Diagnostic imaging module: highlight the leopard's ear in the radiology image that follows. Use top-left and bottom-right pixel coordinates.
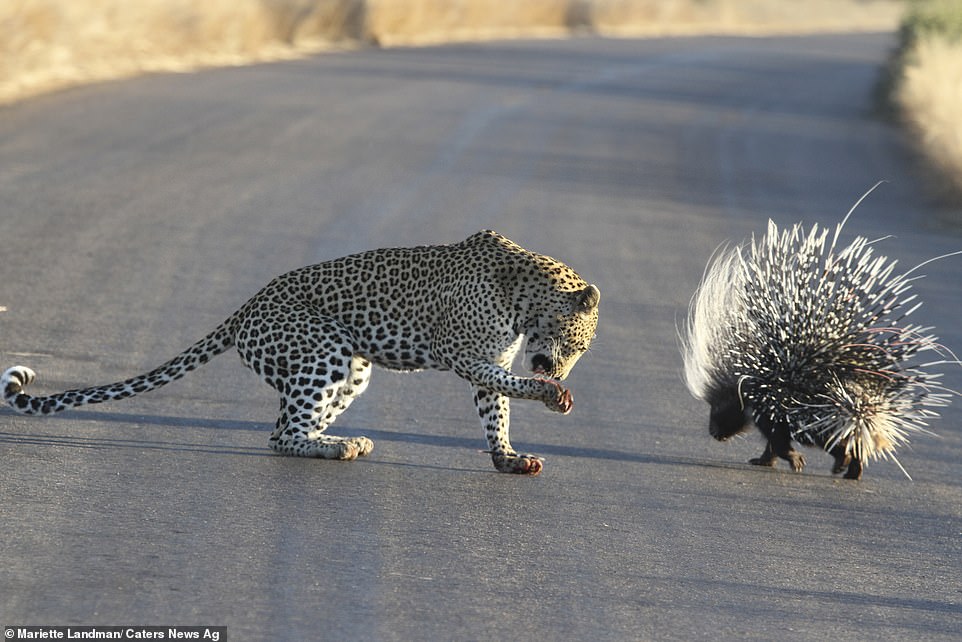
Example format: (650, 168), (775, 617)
(574, 284), (600, 314)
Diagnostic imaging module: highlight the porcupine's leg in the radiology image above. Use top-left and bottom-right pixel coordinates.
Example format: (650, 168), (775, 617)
(750, 420), (805, 472)
(749, 441), (777, 467)
(844, 459), (863, 480)
(829, 446), (851, 474)
(827, 445), (863, 479)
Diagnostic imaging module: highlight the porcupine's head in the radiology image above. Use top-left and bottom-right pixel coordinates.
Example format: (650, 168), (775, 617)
(681, 245), (754, 441)
(706, 387), (753, 441)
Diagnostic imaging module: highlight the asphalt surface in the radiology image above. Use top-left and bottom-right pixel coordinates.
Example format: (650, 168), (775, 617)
(1, 33), (960, 641)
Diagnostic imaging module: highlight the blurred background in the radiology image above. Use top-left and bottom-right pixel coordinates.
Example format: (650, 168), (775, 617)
(2, 1), (960, 199)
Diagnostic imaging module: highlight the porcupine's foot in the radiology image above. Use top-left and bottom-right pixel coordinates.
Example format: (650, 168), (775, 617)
(491, 450), (544, 475)
(829, 447), (862, 479)
(749, 441), (779, 467)
(749, 445), (777, 468)
(784, 450), (806, 472)
(831, 450), (851, 474)
(843, 458), (862, 480)
(750, 441), (805, 472)
(772, 428), (805, 472)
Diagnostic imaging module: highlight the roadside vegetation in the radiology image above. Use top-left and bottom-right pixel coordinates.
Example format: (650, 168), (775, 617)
(11, 1), (961, 204)
(2, 0), (902, 105)
(891, 0), (962, 200)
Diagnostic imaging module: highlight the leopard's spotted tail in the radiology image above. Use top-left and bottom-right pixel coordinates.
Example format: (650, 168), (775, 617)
(2, 317), (237, 416)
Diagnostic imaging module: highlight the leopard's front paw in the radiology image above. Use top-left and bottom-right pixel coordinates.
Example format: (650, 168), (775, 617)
(491, 451), (544, 475)
(535, 377), (573, 415)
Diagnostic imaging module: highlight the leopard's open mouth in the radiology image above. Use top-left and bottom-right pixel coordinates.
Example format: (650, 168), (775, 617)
(530, 354), (553, 377)
(531, 365), (558, 379)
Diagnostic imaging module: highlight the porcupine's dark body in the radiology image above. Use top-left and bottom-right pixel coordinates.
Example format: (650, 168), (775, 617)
(682, 217), (957, 480)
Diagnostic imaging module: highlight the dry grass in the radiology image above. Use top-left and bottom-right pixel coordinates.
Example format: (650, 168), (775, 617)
(590, 0), (903, 37)
(0, 0), (364, 104)
(898, 36), (962, 196)
(892, 0), (962, 200)
(365, 0), (903, 44)
(1, 0), (903, 105)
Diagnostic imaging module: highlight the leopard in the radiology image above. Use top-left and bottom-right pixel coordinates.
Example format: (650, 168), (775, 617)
(2, 230), (600, 474)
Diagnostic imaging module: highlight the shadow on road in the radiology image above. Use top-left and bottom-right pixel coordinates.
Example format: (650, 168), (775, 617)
(0, 409), (854, 477)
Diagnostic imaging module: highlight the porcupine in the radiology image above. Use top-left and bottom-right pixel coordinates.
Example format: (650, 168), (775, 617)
(681, 198), (960, 480)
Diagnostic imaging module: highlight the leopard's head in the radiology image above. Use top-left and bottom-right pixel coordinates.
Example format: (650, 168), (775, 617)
(524, 284), (600, 381)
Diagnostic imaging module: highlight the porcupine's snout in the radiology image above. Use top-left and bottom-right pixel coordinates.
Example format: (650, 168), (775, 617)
(708, 391), (751, 441)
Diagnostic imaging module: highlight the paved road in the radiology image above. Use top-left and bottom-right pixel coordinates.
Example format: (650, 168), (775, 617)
(1, 34), (960, 641)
